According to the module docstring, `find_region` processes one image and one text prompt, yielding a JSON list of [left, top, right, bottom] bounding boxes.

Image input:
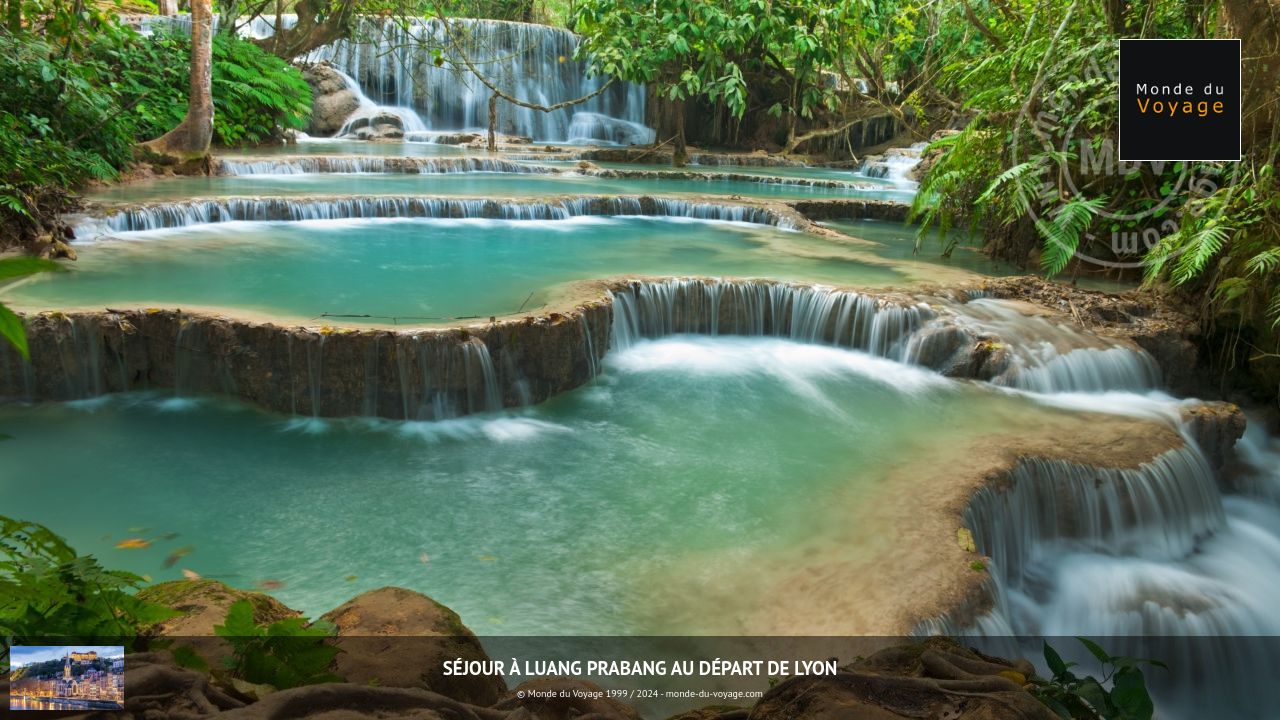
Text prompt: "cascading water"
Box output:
[[214, 156, 558, 176], [608, 279, 932, 361], [953, 297, 1161, 393], [306, 17, 652, 144], [329, 66, 429, 138], [854, 142, 928, 191], [917, 299, 1280, 720], [82, 196, 796, 235]]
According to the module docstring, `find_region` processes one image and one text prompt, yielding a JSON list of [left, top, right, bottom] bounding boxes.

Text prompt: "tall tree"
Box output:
[[140, 0, 214, 161]]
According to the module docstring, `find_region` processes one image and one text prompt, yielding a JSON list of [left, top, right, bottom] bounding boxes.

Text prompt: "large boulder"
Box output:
[[344, 112, 406, 140], [137, 579, 301, 671], [139, 579, 301, 636], [319, 587, 506, 706], [301, 62, 360, 136]]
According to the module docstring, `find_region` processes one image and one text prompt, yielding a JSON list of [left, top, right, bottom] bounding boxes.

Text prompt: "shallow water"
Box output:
[[826, 219, 1139, 292], [0, 336, 1058, 633], [3, 217, 905, 322], [89, 171, 906, 204]]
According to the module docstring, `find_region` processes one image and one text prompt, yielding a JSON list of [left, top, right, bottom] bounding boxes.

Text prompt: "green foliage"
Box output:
[[1, 18, 312, 246], [1030, 638, 1165, 720], [0, 257, 62, 357], [0, 516, 177, 643], [210, 34, 313, 145], [90, 30, 313, 147], [572, 0, 907, 131], [0, 32, 137, 230], [213, 599, 342, 690], [911, 0, 1280, 358]]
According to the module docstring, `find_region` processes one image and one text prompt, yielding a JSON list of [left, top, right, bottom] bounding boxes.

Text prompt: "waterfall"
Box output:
[[608, 279, 932, 360], [461, 338, 502, 414], [957, 441, 1280, 720], [854, 142, 928, 190], [214, 156, 559, 175], [305, 17, 652, 144], [83, 196, 797, 236], [965, 450, 1225, 593], [953, 298, 1161, 393], [329, 66, 428, 138]]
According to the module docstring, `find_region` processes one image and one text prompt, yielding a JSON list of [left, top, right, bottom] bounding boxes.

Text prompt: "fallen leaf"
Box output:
[[164, 545, 195, 568], [419, 552, 430, 564], [182, 568, 202, 580], [116, 538, 151, 549], [344, 575, 358, 582], [478, 555, 497, 562], [256, 579, 285, 590]]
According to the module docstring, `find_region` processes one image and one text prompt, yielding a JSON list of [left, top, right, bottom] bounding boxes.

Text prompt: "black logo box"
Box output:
[[1119, 38, 1241, 162]]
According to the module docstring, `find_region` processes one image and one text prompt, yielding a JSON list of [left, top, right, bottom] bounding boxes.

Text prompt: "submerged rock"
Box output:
[[320, 586, 507, 706]]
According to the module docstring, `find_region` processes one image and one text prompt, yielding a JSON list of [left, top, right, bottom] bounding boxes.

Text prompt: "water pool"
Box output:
[[3, 217, 905, 322], [0, 336, 1075, 634], [88, 171, 908, 204]]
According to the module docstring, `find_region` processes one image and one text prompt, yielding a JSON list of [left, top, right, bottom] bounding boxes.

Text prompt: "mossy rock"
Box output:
[[138, 579, 300, 636]]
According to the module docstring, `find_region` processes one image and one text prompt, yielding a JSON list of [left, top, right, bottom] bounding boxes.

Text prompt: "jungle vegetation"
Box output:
[[0, 0, 1277, 393]]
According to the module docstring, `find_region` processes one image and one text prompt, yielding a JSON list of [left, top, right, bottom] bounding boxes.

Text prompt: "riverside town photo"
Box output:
[[0, 1, 1277, 719]]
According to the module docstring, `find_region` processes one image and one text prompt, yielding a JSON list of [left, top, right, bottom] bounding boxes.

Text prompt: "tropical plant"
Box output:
[[0, 257, 60, 357], [0, 516, 177, 645], [908, 0, 1279, 396], [1030, 638, 1164, 720], [571, 0, 933, 158], [213, 599, 342, 690]]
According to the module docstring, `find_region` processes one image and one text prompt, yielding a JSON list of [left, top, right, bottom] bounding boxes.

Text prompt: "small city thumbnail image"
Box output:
[[8, 646, 125, 711]]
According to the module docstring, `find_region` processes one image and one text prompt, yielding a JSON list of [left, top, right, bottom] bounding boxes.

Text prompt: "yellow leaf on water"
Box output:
[[182, 568, 202, 580], [956, 528, 976, 553], [345, 575, 358, 582], [419, 552, 430, 564], [478, 555, 497, 562], [116, 538, 151, 549]]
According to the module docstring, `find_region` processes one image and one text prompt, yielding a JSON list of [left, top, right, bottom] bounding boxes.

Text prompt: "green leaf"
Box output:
[[1043, 641, 1068, 677], [1076, 636, 1113, 665], [0, 303, 29, 359], [1112, 667, 1154, 720], [0, 257, 62, 282], [215, 599, 262, 638]]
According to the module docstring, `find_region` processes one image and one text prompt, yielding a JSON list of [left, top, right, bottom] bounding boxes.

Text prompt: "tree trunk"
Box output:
[[673, 100, 688, 167], [250, 0, 355, 59], [157, 0, 177, 15], [140, 0, 214, 163], [488, 92, 498, 152]]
